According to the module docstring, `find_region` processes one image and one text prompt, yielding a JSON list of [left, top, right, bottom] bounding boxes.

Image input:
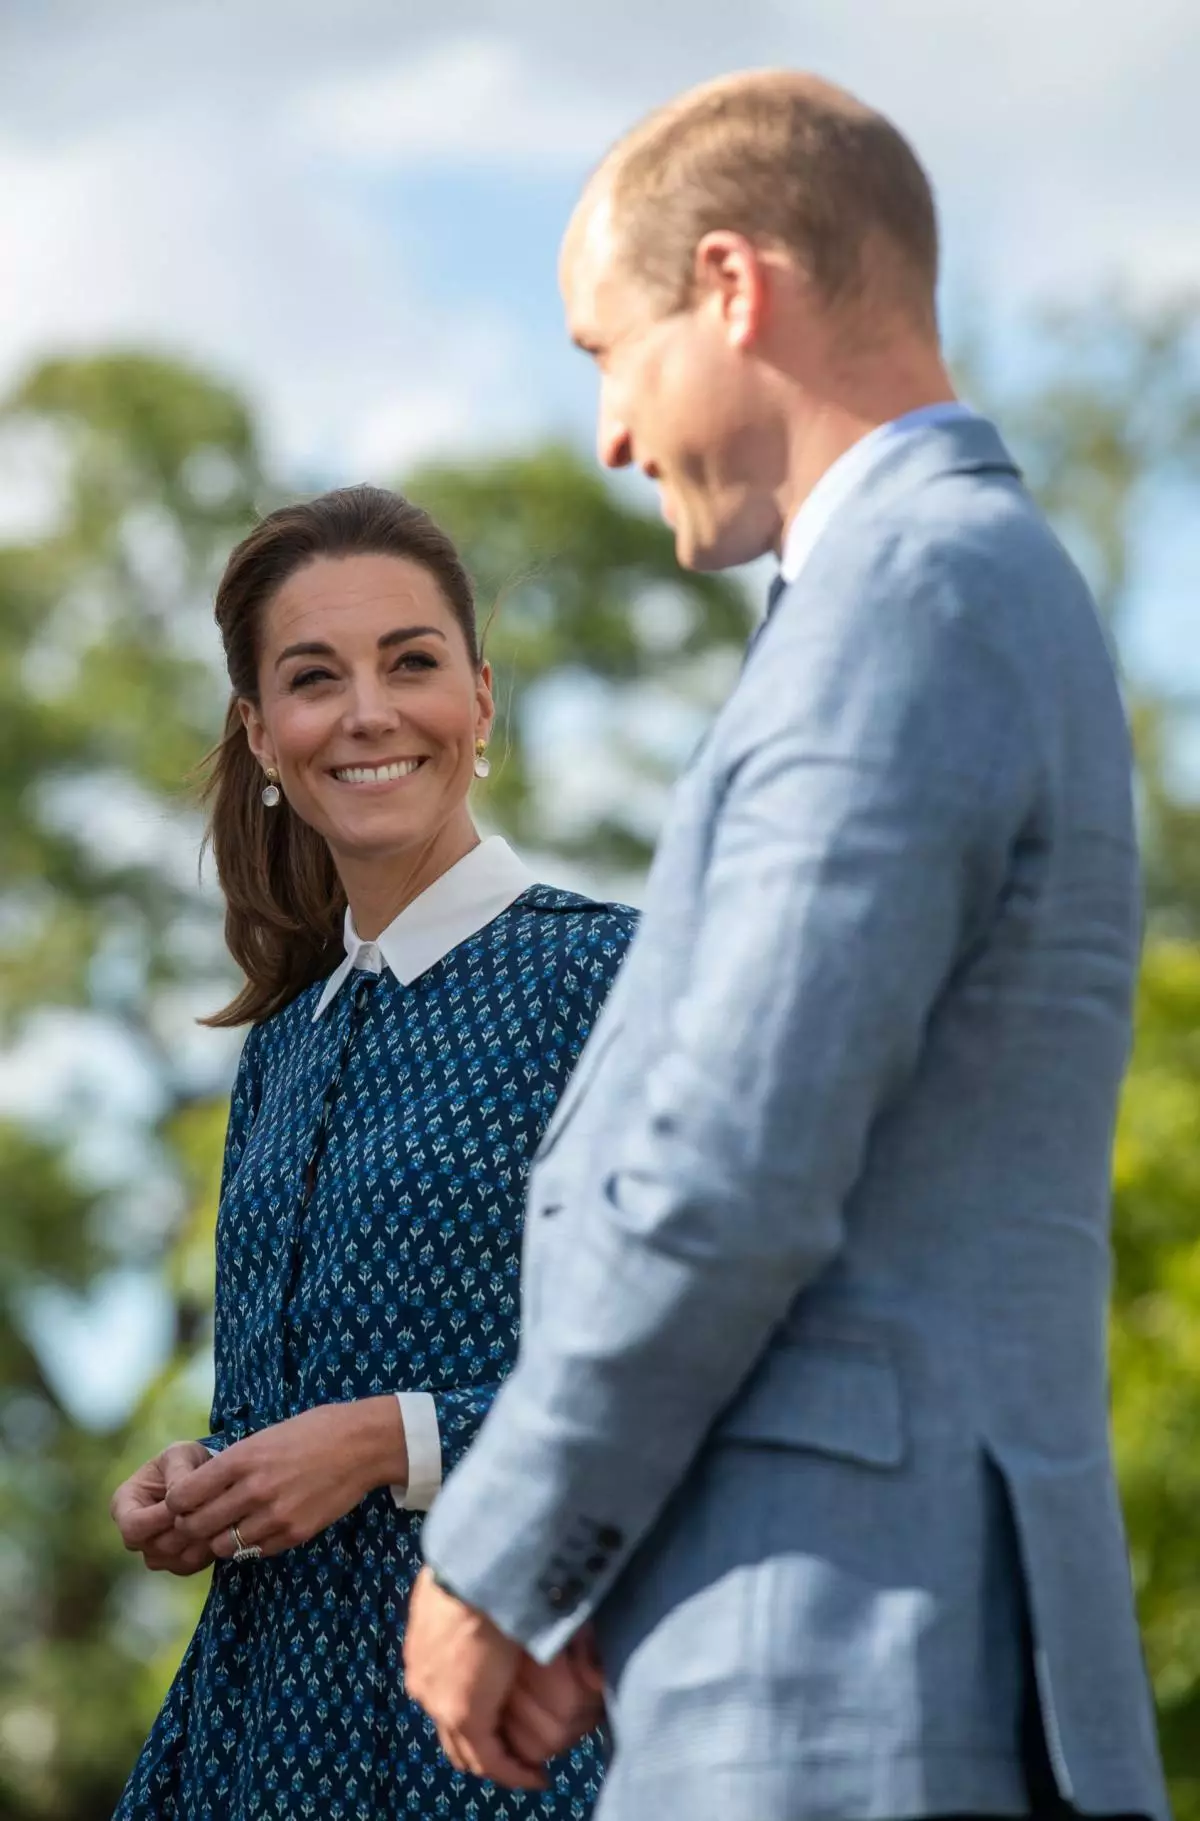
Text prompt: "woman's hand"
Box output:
[[110, 1441, 217, 1575], [166, 1398, 408, 1560], [501, 1626, 607, 1767]]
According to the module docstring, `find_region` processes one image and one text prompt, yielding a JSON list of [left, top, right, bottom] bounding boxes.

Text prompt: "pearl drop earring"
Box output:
[[261, 767, 281, 808], [474, 740, 491, 781]]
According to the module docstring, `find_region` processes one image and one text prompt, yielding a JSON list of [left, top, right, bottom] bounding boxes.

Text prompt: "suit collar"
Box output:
[[779, 408, 1020, 591]]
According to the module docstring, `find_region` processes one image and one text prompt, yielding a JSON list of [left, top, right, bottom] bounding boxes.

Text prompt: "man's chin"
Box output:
[[670, 519, 716, 574], [674, 521, 772, 575]]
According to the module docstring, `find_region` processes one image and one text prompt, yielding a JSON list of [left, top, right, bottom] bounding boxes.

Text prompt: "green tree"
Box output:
[[0, 355, 265, 1819], [1111, 940, 1200, 1821]]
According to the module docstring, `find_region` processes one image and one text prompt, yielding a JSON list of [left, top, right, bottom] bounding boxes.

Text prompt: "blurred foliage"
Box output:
[[408, 448, 751, 869], [0, 355, 268, 1821], [0, 293, 1199, 1817], [1112, 942, 1200, 1821]]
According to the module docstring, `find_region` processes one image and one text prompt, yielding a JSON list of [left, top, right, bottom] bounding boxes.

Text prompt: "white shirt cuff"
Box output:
[[390, 1391, 442, 1511]]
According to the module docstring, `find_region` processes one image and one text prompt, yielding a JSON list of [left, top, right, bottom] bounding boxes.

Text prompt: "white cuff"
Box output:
[[390, 1392, 442, 1511]]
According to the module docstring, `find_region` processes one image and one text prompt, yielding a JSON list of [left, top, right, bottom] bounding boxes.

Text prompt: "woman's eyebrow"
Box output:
[[377, 625, 448, 651], [275, 626, 448, 668]]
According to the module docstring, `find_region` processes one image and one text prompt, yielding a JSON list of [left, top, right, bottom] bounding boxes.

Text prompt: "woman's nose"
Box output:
[[342, 678, 400, 736]]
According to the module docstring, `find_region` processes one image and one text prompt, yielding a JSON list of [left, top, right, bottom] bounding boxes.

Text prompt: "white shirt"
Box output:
[[780, 401, 977, 588], [315, 836, 536, 1510]]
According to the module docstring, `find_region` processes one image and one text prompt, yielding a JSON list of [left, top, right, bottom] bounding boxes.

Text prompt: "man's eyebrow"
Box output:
[[274, 626, 447, 667]]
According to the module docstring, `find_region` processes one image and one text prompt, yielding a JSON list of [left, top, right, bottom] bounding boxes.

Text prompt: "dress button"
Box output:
[[595, 1524, 623, 1551]]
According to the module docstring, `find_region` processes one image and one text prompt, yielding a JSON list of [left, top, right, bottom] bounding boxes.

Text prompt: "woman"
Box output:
[[109, 486, 636, 1819]]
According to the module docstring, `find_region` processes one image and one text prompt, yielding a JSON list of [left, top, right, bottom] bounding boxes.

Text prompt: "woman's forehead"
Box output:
[[265, 554, 451, 646]]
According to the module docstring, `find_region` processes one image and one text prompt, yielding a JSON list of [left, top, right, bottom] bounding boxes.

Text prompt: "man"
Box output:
[[405, 71, 1168, 1821]]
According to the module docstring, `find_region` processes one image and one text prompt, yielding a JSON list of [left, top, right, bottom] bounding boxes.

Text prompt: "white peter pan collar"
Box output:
[[311, 836, 536, 1020]]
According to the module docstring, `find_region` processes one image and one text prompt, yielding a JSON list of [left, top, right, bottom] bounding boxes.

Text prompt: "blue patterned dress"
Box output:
[[115, 886, 636, 1821]]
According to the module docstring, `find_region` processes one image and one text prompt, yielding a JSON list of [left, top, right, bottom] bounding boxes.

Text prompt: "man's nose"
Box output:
[[598, 399, 633, 470]]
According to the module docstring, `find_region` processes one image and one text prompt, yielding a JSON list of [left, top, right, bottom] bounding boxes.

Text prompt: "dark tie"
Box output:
[[765, 571, 788, 619], [744, 572, 788, 666]]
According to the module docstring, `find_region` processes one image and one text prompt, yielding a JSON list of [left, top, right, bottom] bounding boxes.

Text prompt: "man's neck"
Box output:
[[775, 357, 958, 555]]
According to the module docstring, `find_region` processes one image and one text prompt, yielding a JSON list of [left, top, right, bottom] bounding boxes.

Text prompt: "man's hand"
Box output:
[[166, 1399, 407, 1560], [404, 1565, 546, 1788], [110, 1441, 216, 1575], [501, 1626, 606, 1766]]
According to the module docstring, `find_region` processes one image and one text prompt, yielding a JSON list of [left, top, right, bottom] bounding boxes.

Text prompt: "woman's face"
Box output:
[[240, 552, 493, 867]]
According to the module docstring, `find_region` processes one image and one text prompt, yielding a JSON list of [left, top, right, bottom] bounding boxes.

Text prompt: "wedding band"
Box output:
[[230, 1522, 262, 1563]]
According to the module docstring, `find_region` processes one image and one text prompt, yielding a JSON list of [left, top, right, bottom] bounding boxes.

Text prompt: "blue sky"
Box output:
[[2, 0, 1199, 1421], [3, 0, 1196, 669], [3, 0, 1198, 487]]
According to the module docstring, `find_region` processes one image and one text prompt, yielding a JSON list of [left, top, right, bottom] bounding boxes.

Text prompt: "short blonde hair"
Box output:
[[597, 72, 939, 332]]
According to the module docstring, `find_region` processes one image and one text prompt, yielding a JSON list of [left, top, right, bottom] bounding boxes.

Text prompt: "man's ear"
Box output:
[[694, 230, 766, 351]]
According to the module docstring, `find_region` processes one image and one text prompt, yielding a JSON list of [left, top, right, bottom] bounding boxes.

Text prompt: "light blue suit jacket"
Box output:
[[423, 417, 1168, 1821]]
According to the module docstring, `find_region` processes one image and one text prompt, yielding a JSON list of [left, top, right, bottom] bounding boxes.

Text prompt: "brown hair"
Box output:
[[598, 71, 939, 333], [201, 485, 480, 1029]]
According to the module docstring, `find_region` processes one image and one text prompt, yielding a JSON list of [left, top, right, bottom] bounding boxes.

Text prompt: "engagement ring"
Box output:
[[230, 1522, 262, 1563]]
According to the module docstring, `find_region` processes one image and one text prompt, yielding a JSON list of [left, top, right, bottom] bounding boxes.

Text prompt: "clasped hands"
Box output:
[[109, 1398, 409, 1573], [403, 1565, 605, 1789]]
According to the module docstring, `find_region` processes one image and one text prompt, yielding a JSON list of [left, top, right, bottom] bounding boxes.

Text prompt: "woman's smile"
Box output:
[[329, 757, 428, 787]]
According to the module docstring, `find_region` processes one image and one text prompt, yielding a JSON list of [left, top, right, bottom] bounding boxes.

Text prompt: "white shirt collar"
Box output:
[[311, 836, 536, 1020], [780, 402, 976, 587]]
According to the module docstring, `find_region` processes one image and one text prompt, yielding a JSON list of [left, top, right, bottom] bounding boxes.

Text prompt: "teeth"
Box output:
[[333, 760, 423, 783]]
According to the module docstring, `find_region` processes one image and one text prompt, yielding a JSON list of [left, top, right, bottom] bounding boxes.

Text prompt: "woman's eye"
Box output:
[[393, 651, 438, 673], [290, 667, 335, 690]]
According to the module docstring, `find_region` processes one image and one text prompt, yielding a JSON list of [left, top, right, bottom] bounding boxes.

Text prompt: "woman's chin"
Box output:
[[320, 808, 436, 862]]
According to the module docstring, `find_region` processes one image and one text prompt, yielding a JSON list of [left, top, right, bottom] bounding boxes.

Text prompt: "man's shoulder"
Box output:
[[753, 462, 1103, 731], [798, 468, 1067, 616]]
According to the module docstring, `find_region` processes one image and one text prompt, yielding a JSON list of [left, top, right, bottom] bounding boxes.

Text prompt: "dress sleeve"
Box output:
[[197, 1023, 263, 1455], [392, 909, 637, 1511]]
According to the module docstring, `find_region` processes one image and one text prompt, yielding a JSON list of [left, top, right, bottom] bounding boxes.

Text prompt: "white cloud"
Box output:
[[295, 35, 626, 169], [784, 0, 1200, 301], [0, 0, 1195, 491], [0, 100, 529, 481]]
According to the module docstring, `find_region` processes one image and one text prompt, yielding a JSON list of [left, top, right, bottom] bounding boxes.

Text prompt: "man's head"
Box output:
[[560, 71, 944, 571]]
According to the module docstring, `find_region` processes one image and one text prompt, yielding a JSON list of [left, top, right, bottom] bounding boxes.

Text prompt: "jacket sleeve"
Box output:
[[393, 913, 636, 1507], [197, 1023, 263, 1455], [421, 537, 1042, 1659]]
